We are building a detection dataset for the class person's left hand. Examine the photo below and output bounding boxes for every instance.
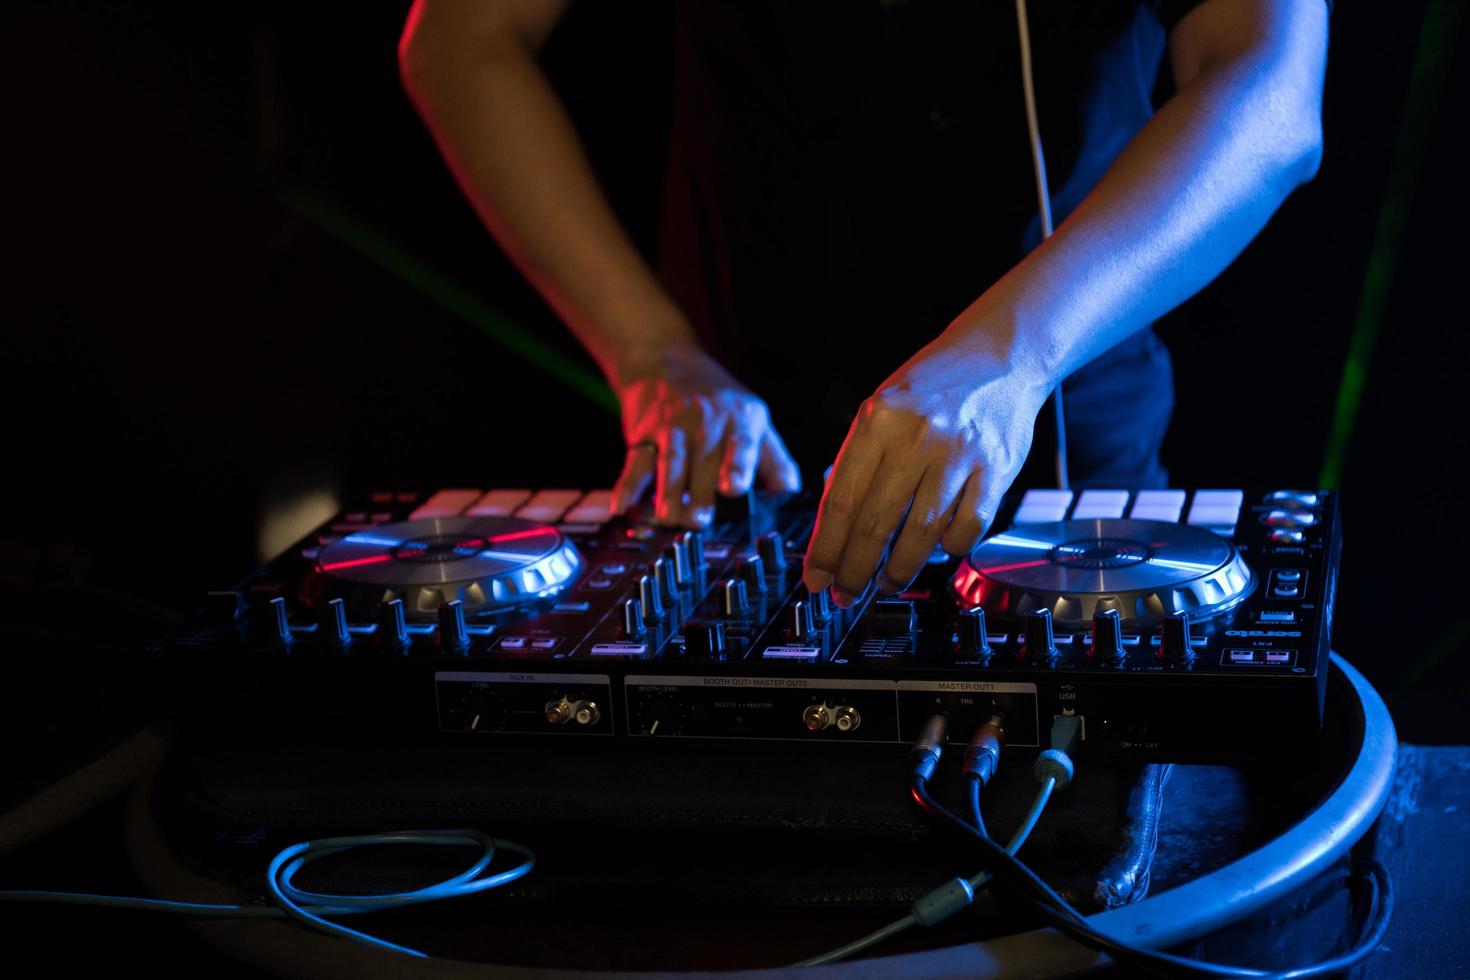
[801,331,1052,606]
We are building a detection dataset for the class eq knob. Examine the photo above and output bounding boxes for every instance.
[756,531,787,571]
[377,598,410,654]
[1024,609,1059,663]
[683,530,706,571]
[637,574,665,621]
[321,597,352,652]
[266,596,294,650]
[652,557,679,605]
[622,598,646,637]
[437,600,470,654]
[735,555,768,595]
[684,619,727,660]
[806,586,833,624]
[789,599,814,640]
[1159,611,1194,663]
[668,538,694,585]
[722,578,751,618]
[957,607,993,660]
[1090,608,1125,663]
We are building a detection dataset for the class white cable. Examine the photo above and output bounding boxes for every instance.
[1014,0,1069,491]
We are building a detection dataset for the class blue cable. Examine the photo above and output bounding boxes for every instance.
[0,828,534,959]
[794,779,1056,967]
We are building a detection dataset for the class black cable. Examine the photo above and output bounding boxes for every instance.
[909,774,1392,979]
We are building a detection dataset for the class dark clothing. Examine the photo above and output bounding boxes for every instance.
[655,0,1203,489]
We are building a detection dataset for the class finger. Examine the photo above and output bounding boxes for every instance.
[611,444,657,514]
[718,404,763,496]
[829,459,919,607]
[802,424,883,594]
[654,423,691,526]
[941,470,993,557]
[879,462,966,594]
[756,423,803,493]
[686,409,724,528]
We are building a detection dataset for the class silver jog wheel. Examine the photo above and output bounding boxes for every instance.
[950,518,1254,629]
[313,516,582,617]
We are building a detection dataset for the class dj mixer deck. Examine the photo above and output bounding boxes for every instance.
[150,487,1339,761]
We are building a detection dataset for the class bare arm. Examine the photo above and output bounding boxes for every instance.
[804,0,1328,603]
[400,0,799,525]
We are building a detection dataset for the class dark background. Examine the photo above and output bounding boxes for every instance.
[4,0,1466,763]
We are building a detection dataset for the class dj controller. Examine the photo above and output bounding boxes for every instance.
[150,486,1339,761]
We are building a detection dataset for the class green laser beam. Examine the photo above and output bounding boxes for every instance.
[1319,0,1464,488]
[277,183,619,415]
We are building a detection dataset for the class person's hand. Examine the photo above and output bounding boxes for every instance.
[611,342,802,527]
[801,332,1051,606]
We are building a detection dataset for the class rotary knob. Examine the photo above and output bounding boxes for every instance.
[683,530,706,570]
[806,586,833,624]
[957,607,993,660]
[321,597,352,652]
[622,598,646,637]
[736,556,768,595]
[684,620,727,660]
[637,574,665,620]
[789,600,814,640]
[1159,611,1194,663]
[377,598,410,654]
[652,557,679,604]
[722,578,751,617]
[437,600,470,654]
[1090,608,1125,663]
[756,531,787,570]
[266,596,294,650]
[1024,608,1059,663]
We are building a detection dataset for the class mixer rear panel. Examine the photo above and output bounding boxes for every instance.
[150,486,1339,761]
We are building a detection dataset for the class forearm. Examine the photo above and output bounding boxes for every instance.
[946,1,1327,386]
[400,5,694,389]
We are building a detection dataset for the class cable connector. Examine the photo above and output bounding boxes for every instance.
[962,714,1006,786]
[1033,714,1081,791]
[910,877,975,928]
[910,714,949,782]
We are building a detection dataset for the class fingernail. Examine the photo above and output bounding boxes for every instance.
[804,570,832,593]
[831,584,858,609]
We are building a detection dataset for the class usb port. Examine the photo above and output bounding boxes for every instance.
[1259,610,1296,624]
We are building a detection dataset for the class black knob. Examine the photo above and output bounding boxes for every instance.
[684,530,706,570]
[267,596,294,650]
[789,600,813,639]
[322,597,352,652]
[736,555,768,595]
[206,590,246,625]
[873,599,916,635]
[653,557,679,604]
[684,619,727,660]
[377,598,410,654]
[622,598,646,637]
[1024,609,1059,662]
[722,578,750,617]
[1090,608,1125,662]
[1160,612,1194,662]
[668,539,693,585]
[438,600,470,654]
[806,586,832,623]
[637,574,665,620]
[756,531,787,570]
[958,608,993,659]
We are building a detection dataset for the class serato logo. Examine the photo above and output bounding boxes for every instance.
[1225,629,1303,638]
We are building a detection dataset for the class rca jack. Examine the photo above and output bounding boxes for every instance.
[545,697,600,727]
[802,702,862,733]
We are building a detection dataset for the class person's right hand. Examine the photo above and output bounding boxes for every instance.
[611,343,802,528]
